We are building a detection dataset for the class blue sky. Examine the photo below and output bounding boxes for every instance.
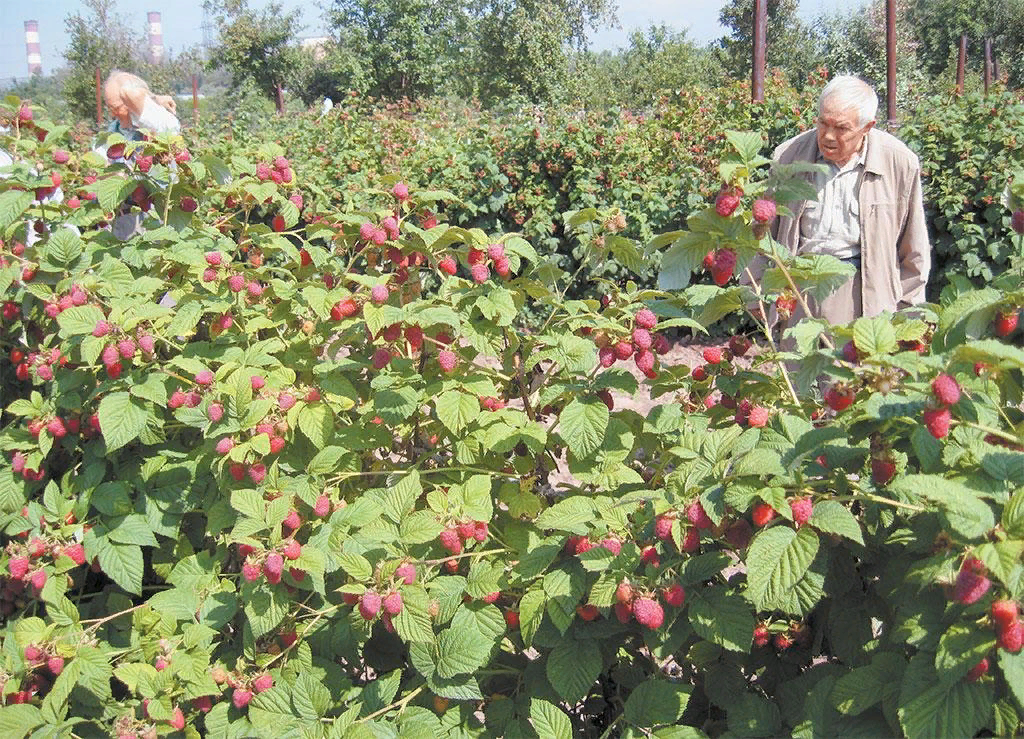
[0,0,865,81]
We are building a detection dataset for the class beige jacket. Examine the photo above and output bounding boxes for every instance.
[770,127,931,317]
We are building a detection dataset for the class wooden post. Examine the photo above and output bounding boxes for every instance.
[192,74,199,126]
[275,83,284,115]
[886,0,897,122]
[984,38,992,95]
[956,34,967,95]
[95,67,103,126]
[751,0,767,103]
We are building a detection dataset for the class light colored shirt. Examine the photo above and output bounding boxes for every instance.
[798,142,866,261]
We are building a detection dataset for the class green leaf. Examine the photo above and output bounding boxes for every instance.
[852,315,899,356]
[297,404,332,449]
[243,585,290,639]
[436,604,503,677]
[559,397,609,458]
[95,176,135,213]
[890,475,995,539]
[307,446,347,475]
[54,304,106,337]
[898,677,993,739]
[534,497,594,534]
[998,649,1024,713]
[529,699,572,739]
[1002,487,1024,537]
[292,673,331,720]
[94,538,143,595]
[43,228,83,266]
[0,704,44,737]
[725,130,766,161]
[830,653,906,716]
[547,639,601,704]
[688,589,755,652]
[808,501,864,545]
[624,680,693,727]
[0,190,34,230]
[745,526,820,612]
[98,392,149,453]
[936,623,995,685]
[435,391,480,434]
[518,587,545,648]
[727,693,783,737]
[41,654,82,723]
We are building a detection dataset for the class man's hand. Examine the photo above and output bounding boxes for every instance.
[154,95,177,115]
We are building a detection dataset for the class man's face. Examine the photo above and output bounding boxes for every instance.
[104,81,131,127]
[815,98,874,167]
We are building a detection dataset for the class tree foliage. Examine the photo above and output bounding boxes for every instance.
[716,0,821,87]
[204,0,303,111]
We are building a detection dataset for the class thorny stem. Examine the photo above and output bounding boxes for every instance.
[325,466,520,486]
[356,684,426,723]
[418,547,510,567]
[965,421,1022,446]
[81,603,147,630]
[744,267,803,411]
[765,251,835,351]
[843,490,929,513]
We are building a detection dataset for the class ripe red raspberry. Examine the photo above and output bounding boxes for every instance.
[613,341,634,361]
[359,591,382,620]
[871,456,897,486]
[632,327,653,350]
[503,609,520,628]
[953,567,991,604]
[654,514,674,541]
[663,584,685,607]
[438,350,458,373]
[632,597,665,629]
[634,308,657,330]
[370,284,390,304]
[63,543,86,566]
[392,182,409,200]
[1012,209,1024,234]
[691,365,707,381]
[753,624,771,647]
[47,417,67,438]
[613,602,632,623]
[281,539,301,561]
[8,556,30,580]
[30,569,47,591]
[313,495,331,518]
[457,521,477,540]
[789,497,813,527]
[233,688,253,709]
[383,590,404,615]
[728,335,752,357]
[47,656,65,676]
[24,644,43,662]
[992,599,1019,628]
[752,503,777,527]
[686,500,713,529]
[711,248,736,286]
[598,346,616,368]
[215,437,234,455]
[932,373,961,406]
[634,349,655,374]
[440,528,461,554]
[966,657,989,682]
[574,537,595,555]
[438,255,457,275]
[774,633,793,650]
[248,463,267,485]
[995,310,1019,337]
[752,198,777,223]
[747,406,770,428]
[715,190,741,217]
[998,620,1023,652]
[923,406,952,439]
[241,559,261,581]
[180,196,197,213]
[681,526,700,552]
[577,604,600,621]
[824,385,855,412]
[467,247,486,265]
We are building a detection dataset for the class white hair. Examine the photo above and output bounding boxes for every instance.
[818,75,878,128]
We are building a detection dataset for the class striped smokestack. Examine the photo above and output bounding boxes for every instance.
[24,21,42,76]
[148,11,164,64]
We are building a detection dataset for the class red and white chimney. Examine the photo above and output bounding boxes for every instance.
[24,21,42,76]
[148,12,164,64]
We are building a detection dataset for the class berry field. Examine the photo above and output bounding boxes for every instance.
[1,91,1024,739]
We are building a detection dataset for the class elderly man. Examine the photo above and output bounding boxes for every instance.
[769,75,931,324]
[103,71,180,136]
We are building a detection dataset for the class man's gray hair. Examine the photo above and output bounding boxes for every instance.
[818,75,878,128]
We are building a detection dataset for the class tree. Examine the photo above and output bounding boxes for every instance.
[204,0,303,112]
[716,0,820,87]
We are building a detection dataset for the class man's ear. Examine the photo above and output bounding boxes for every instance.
[865,120,877,132]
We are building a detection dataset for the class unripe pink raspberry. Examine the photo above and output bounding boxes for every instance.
[101,345,120,367]
[632,328,653,350]
[789,497,813,526]
[92,320,112,337]
[686,500,713,529]
[392,182,409,200]
[30,569,47,591]
[63,543,86,565]
[138,335,155,354]
[252,673,273,693]
[487,243,505,260]
[932,373,961,406]
[269,436,286,454]
[246,281,264,297]
[36,365,54,381]
[634,308,657,329]
[208,403,224,423]
[359,591,382,620]
[169,390,187,409]
[598,346,616,368]
[493,256,511,278]
[24,644,43,662]
[614,341,633,360]
[203,267,218,282]
[264,553,284,584]
[46,656,65,676]
[654,514,674,541]
[470,263,490,284]
[632,597,665,629]
[381,216,399,240]
[248,463,266,484]
[195,369,214,386]
[117,338,136,359]
[634,349,655,374]
[383,590,404,615]
[47,417,67,438]
[228,274,245,292]
[215,437,234,455]
[313,495,331,517]
[242,560,262,581]
[395,562,417,584]
[752,198,777,223]
[53,149,70,164]
[250,375,265,390]
[438,349,458,373]
[370,284,389,304]
[58,295,74,312]
[281,539,301,560]
[439,528,462,554]
[185,391,202,407]
[233,688,253,709]
[371,227,387,245]
[278,392,296,410]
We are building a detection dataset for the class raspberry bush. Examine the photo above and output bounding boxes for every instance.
[0,100,1023,738]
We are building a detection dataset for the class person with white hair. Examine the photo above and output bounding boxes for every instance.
[103,70,180,137]
[763,75,931,324]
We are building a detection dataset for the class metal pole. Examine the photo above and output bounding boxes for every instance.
[752,0,767,103]
[192,74,199,126]
[95,67,103,126]
[886,0,897,122]
[956,34,967,95]
[984,38,992,95]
